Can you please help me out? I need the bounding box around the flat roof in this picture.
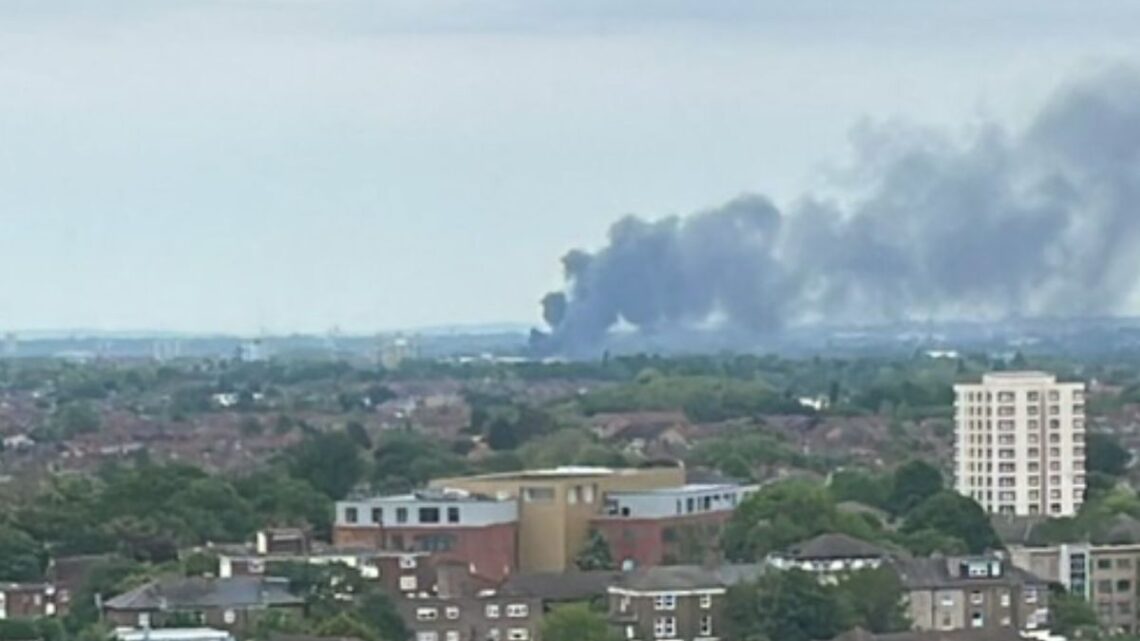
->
[607,483,743,497]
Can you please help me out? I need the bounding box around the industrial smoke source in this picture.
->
[533,66,1140,355]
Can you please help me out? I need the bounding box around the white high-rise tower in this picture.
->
[954,371,1086,517]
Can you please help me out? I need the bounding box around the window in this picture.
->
[523,487,554,502]
[1027,448,1039,458]
[399,576,417,591]
[446,632,460,641]
[971,590,984,605]
[1025,588,1038,603]
[1118,579,1133,593]
[971,612,984,629]
[397,507,408,524]
[1049,433,1061,444]
[400,555,418,569]
[1049,390,1060,401]
[1097,579,1113,593]
[939,593,955,607]
[223,610,236,624]
[506,604,529,618]
[1119,558,1133,569]
[1028,419,1039,429]
[1000,592,1011,607]
[700,615,713,636]
[583,485,596,503]
[654,594,676,610]
[1028,391,1039,402]
[1051,503,1063,514]
[507,629,529,641]
[1000,616,1012,627]
[447,507,460,523]
[1027,433,1039,444]
[1120,602,1133,615]
[345,507,358,524]
[416,634,438,641]
[700,594,712,609]
[1049,461,1061,471]
[1097,558,1113,570]
[419,507,441,523]
[1050,475,1061,485]
[371,507,383,524]
[1029,490,1040,500]
[567,486,579,505]
[446,606,460,620]
[417,607,438,621]
[486,604,501,619]
[138,613,150,628]
[653,617,676,639]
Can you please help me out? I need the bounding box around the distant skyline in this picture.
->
[3,1,1140,333]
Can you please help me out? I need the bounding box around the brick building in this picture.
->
[590,483,755,569]
[218,547,434,597]
[102,576,303,634]
[334,488,518,581]
[606,566,760,641]
[1011,542,1140,633]
[0,583,58,619]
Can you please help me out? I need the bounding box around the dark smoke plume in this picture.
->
[534,66,1140,355]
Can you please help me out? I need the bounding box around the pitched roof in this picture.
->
[892,558,1047,590]
[498,571,620,602]
[781,534,890,560]
[612,564,765,592]
[104,576,302,611]
[832,627,1024,641]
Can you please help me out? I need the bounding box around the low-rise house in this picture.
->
[102,576,303,634]
[829,627,1026,641]
[894,556,1048,633]
[767,534,893,577]
[218,546,433,597]
[606,565,761,641]
[0,583,58,619]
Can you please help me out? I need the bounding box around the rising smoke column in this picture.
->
[534,66,1140,355]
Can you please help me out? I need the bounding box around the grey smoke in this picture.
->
[534,66,1140,355]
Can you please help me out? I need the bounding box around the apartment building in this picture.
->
[895,556,1049,633]
[953,371,1086,517]
[1010,543,1140,633]
[333,488,519,581]
[429,464,686,573]
[590,483,756,568]
[607,566,759,641]
[398,594,543,641]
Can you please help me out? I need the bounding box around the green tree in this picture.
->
[541,604,617,641]
[888,460,943,515]
[575,531,615,571]
[1049,588,1098,637]
[725,571,853,641]
[829,469,891,510]
[721,482,880,561]
[0,527,45,582]
[837,568,910,633]
[901,491,1000,554]
[286,431,365,499]
[312,612,378,641]
[1088,433,1130,477]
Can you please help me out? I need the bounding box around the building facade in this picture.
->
[429,465,686,573]
[1010,543,1140,633]
[953,371,1086,517]
[333,489,519,581]
[102,577,304,635]
[397,594,543,641]
[590,483,755,569]
[896,556,1049,633]
[607,566,731,641]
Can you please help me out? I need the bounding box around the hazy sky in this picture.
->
[3,1,1140,334]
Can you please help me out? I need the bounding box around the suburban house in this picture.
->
[102,576,303,633]
[829,627,1026,641]
[894,556,1049,633]
[0,583,58,619]
[217,544,433,597]
[767,533,893,577]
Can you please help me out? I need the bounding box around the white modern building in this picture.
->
[953,371,1086,517]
